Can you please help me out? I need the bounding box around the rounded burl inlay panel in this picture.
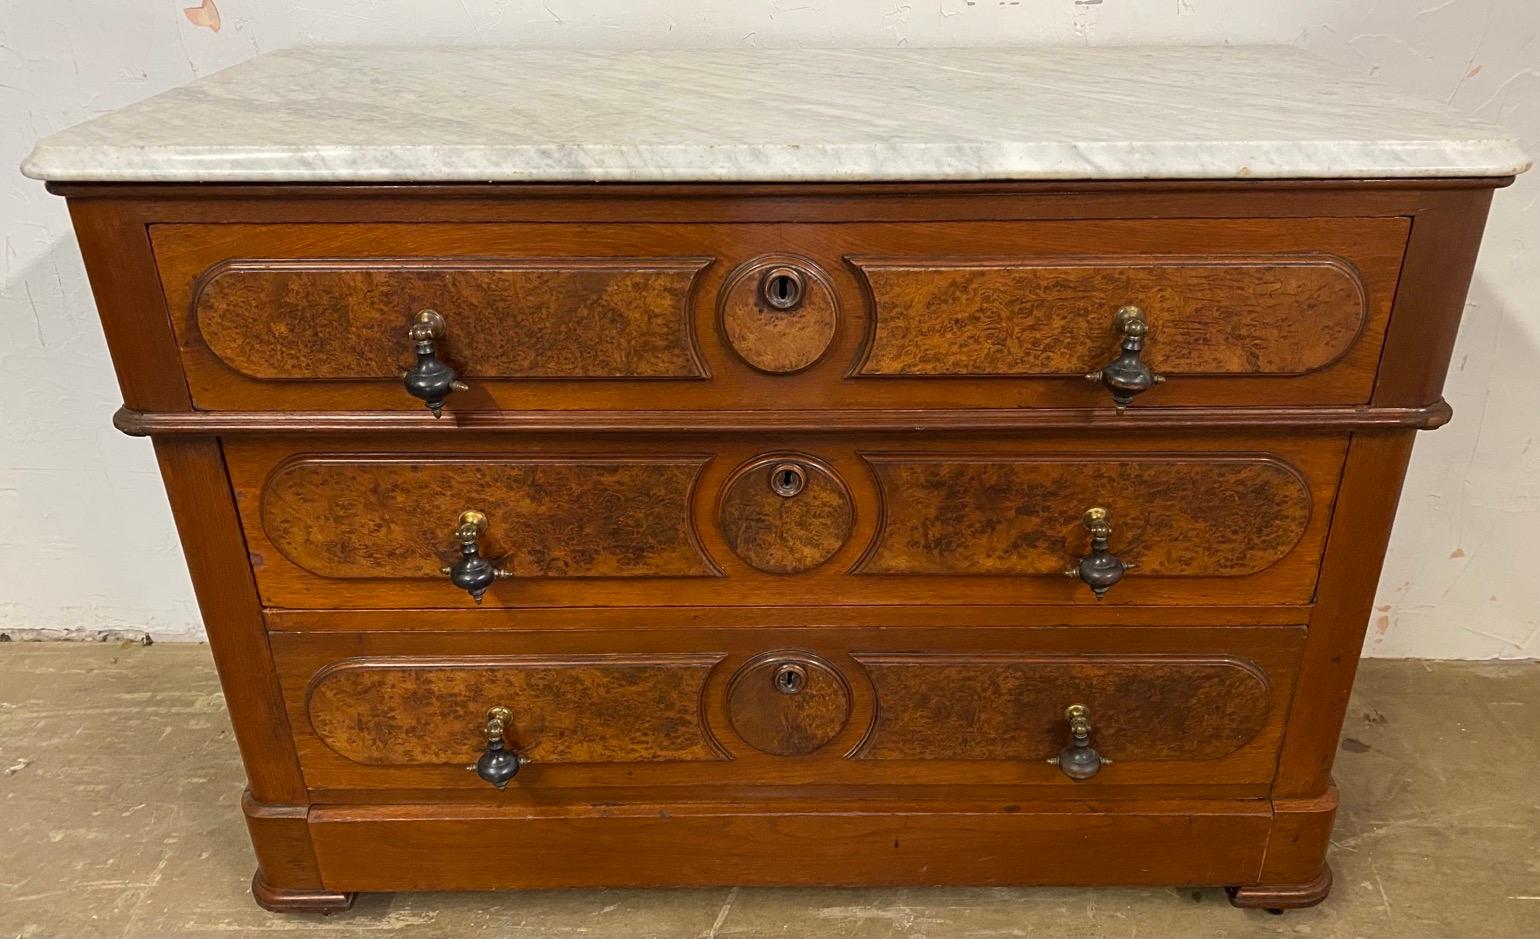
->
[727,652,852,756]
[718,256,838,374]
[718,454,853,574]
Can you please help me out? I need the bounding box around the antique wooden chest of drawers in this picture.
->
[25,46,1528,912]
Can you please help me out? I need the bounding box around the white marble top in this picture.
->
[22,46,1529,183]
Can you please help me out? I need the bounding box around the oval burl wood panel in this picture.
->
[725,652,853,756]
[193,257,711,381]
[850,256,1366,377]
[851,653,1271,762]
[260,456,719,580]
[855,455,1310,577]
[305,654,728,766]
[718,454,854,574]
[717,256,839,374]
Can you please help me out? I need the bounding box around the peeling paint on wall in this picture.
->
[1,1,1536,656]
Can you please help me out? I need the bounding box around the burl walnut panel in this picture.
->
[305,654,728,768]
[851,256,1366,377]
[857,455,1311,578]
[717,454,854,574]
[725,652,853,756]
[258,455,719,580]
[853,653,1271,762]
[718,256,839,374]
[192,257,711,381]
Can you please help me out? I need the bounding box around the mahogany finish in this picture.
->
[57,178,1507,913]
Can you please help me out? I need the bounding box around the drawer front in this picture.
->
[271,624,1304,797]
[152,216,1407,411]
[228,432,1345,609]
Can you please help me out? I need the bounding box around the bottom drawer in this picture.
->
[272,622,1304,799]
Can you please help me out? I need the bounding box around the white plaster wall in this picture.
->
[1,1,1535,655]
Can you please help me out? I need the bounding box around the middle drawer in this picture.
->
[229,431,1344,609]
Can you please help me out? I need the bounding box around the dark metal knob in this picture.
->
[1064,506,1132,600]
[1085,305,1165,413]
[439,510,512,604]
[402,309,468,417]
[474,706,523,789]
[1048,704,1106,780]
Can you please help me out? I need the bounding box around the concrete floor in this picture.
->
[1,644,1537,938]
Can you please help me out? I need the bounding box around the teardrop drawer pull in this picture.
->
[439,510,512,604]
[1063,506,1133,600]
[401,309,469,417]
[1048,703,1107,780]
[474,706,525,789]
[1084,304,1164,413]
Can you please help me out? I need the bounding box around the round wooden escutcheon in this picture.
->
[718,454,853,574]
[726,652,852,756]
[717,256,839,374]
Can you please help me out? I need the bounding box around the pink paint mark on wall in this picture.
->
[184,0,221,32]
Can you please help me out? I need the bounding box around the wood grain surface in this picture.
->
[257,454,719,580]
[717,454,854,574]
[305,654,728,766]
[853,653,1271,762]
[856,454,1312,578]
[271,623,1303,797]
[229,432,1343,609]
[851,256,1366,377]
[191,257,711,381]
[146,211,1410,411]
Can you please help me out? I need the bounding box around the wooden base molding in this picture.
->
[307,800,1272,891]
[251,873,356,914]
[1227,864,1334,910]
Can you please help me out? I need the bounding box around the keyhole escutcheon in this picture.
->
[770,462,807,498]
[760,267,806,311]
[773,663,808,694]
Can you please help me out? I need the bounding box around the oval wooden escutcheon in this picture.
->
[718,453,854,574]
[725,652,852,756]
[717,256,839,374]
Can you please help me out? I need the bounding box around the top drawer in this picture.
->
[150,217,1409,412]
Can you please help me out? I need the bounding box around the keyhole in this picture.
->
[773,663,807,694]
[760,267,806,311]
[770,462,806,498]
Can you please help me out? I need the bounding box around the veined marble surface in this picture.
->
[22,46,1530,183]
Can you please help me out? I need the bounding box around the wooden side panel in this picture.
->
[258,455,719,580]
[191,257,711,380]
[305,654,727,766]
[857,455,1312,577]
[854,654,1271,761]
[853,256,1367,377]
[309,800,1271,890]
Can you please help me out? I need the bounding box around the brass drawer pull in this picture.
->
[402,309,469,417]
[1064,506,1132,600]
[440,510,512,604]
[474,706,524,789]
[1085,305,1164,412]
[1048,703,1107,780]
